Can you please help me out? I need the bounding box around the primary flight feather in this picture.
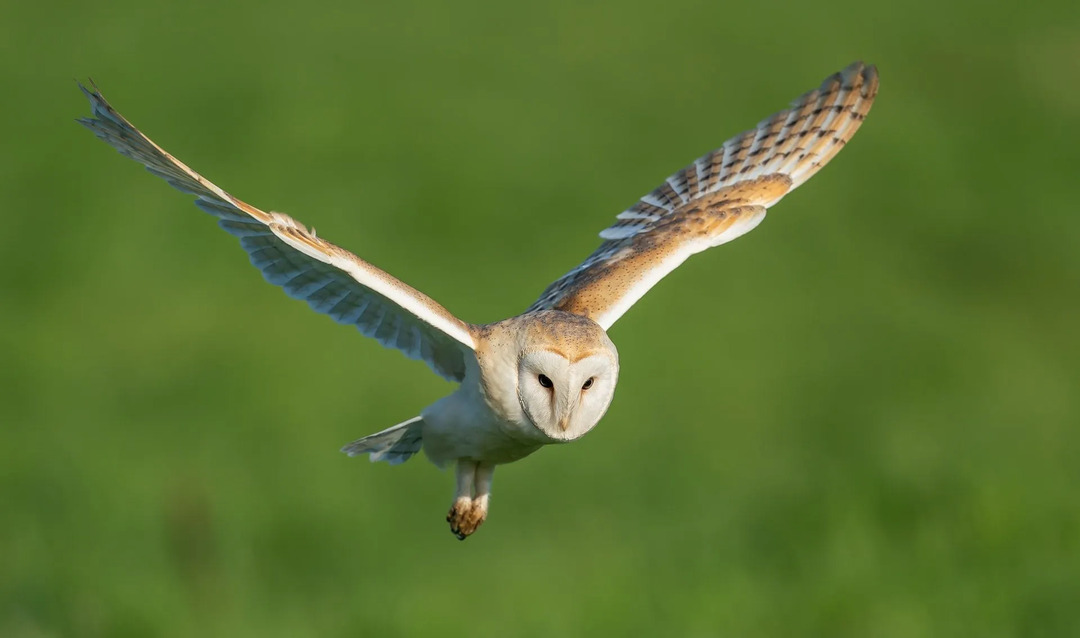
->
[79,61,878,539]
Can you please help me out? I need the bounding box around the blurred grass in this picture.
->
[2,0,1079,635]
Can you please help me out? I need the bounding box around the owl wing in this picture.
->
[529,62,879,330]
[79,83,476,382]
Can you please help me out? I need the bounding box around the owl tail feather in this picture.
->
[340,416,424,465]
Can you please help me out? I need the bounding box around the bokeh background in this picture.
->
[3,0,1078,635]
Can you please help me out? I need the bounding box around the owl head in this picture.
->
[515,311,619,441]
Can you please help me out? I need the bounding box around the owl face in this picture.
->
[517,346,619,442]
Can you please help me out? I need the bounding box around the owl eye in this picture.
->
[581,377,594,390]
[538,374,553,389]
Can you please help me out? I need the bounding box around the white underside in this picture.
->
[419,387,545,468]
[415,355,547,467]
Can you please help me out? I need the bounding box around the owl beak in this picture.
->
[556,389,577,432]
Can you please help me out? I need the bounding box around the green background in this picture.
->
[3,0,1078,635]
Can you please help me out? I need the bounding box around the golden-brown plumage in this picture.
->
[530,62,878,329]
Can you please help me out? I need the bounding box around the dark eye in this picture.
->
[582,377,594,390]
[538,374,553,388]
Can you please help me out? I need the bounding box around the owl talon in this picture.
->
[447,497,487,539]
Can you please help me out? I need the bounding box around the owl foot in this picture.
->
[447,497,487,540]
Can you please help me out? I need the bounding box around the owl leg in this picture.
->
[447,460,477,540]
[465,463,494,532]
[446,461,494,540]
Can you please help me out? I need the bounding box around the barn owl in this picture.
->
[79,62,878,539]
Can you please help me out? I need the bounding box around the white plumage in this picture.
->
[79,62,878,539]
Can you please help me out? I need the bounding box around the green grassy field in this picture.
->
[3,0,1079,635]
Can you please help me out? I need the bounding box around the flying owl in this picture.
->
[79,62,878,539]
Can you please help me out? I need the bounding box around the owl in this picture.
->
[80,62,878,539]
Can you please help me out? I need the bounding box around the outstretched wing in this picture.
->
[529,62,879,330]
[79,83,476,382]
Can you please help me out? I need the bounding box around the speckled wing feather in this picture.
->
[78,83,476,382]
[529,62,878,330]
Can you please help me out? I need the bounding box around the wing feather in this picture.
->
[78,83,476,382]
[529,62,879,329]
